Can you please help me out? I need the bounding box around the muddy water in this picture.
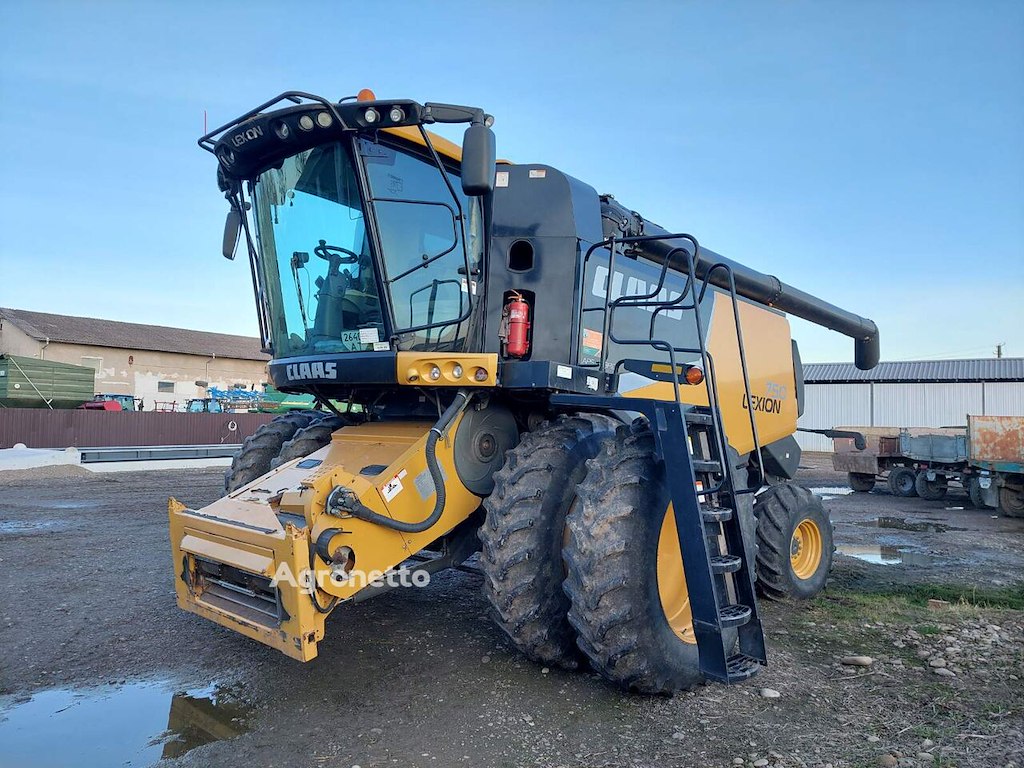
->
[0,680,251,766]
[836,544,940,566]
[0,519,70,536]
[855,516,966,534]
[809,486,855,500]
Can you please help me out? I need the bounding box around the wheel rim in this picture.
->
[656,505,696,645]
[898,473,914,493]
[790,518,823,580]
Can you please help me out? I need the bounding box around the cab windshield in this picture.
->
[251,137,481,358]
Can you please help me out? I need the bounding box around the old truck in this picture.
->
[832,417,1024,516]
[968,415,1024,517]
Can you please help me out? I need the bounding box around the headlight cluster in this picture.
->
[405,360,492,385]
[359,103,412,128]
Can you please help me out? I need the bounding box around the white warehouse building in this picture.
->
[795,358,1024,452]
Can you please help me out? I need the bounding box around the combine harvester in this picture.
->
[169,89,879,692]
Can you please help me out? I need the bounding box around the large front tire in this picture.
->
[754,483,833,601]
[562,423,708,694]
[271,415,350,468]
[479,414,614,669]
[224,411,324,492]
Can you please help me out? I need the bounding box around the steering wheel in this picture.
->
[315,239,360,264]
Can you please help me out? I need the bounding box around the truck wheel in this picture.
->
[967,478,985,508]
[224,411,325,492]
[563,422,732,694]
[479,414,615,669]
[887,468,918,497]
[915,471,947,501]
[754,484,834,601]
[999,487,1024,518]
[271,416,349,468]
[848,472,876,493]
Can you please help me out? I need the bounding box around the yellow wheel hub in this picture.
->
[657,505,696,645]
[790,518,823,580]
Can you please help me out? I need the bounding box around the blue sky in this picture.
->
[0,0,1021,363]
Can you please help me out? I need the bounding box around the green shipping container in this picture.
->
[0,355,95,409]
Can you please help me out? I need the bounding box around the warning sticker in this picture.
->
[359,327,380,344]
[413,464,447,499]
[581,327,603,358]
[556,365,573,379]
[528,169,547,179]
[495,171,509,188]
[586,376,599,391]
[381,475,403,502]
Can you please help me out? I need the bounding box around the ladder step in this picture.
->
[719,603,753,628]
[725,653,761,682]
[684,411,714,426]
[692,460,722,474]
[710,554,742,574]
[701,506,733,523]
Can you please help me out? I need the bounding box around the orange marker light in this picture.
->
[357,88,377,102]
[685,366,705,386]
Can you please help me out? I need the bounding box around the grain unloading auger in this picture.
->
[169,89,879,693]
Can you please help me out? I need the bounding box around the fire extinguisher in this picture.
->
[500,291,531,358]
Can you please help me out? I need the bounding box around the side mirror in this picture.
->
[223,207,241,260]
[461,123,496,196]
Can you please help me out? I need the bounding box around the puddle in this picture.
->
[854,516,966,534]
[837,544,939,566]
[47,500,100,510]
[0,520,67,536]
[0,680,251,766]
[810,486,855,501]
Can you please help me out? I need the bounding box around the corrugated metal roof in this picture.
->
[0,308,268,361]
[804,358,1024,383]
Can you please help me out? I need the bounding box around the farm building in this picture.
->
[0,308,269,411]
[796,358,1024,452]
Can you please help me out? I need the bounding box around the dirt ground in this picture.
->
[1,454,1022,768]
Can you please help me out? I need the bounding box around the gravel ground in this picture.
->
[0,455,1022,768]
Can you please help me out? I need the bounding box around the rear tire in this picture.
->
[848,472,876,493]
[887,468,918,497]
[479,414,615,669]
[224,411,325,492]
[562,422,708,694]
[271,416,350,468]
[915,471,948,501]
[967,477,985,509]
[754,484,833,601]
[999,487,1024,518]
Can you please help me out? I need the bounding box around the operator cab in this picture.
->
[205,92,495,395]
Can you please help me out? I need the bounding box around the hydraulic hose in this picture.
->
[325,390,473,533]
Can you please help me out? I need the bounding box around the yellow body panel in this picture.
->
[382,125,512,166]
[382,126,464,162]
[618,296,798,455]
[168,417,482,661]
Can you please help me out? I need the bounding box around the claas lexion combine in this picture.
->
[169,89,879,693]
